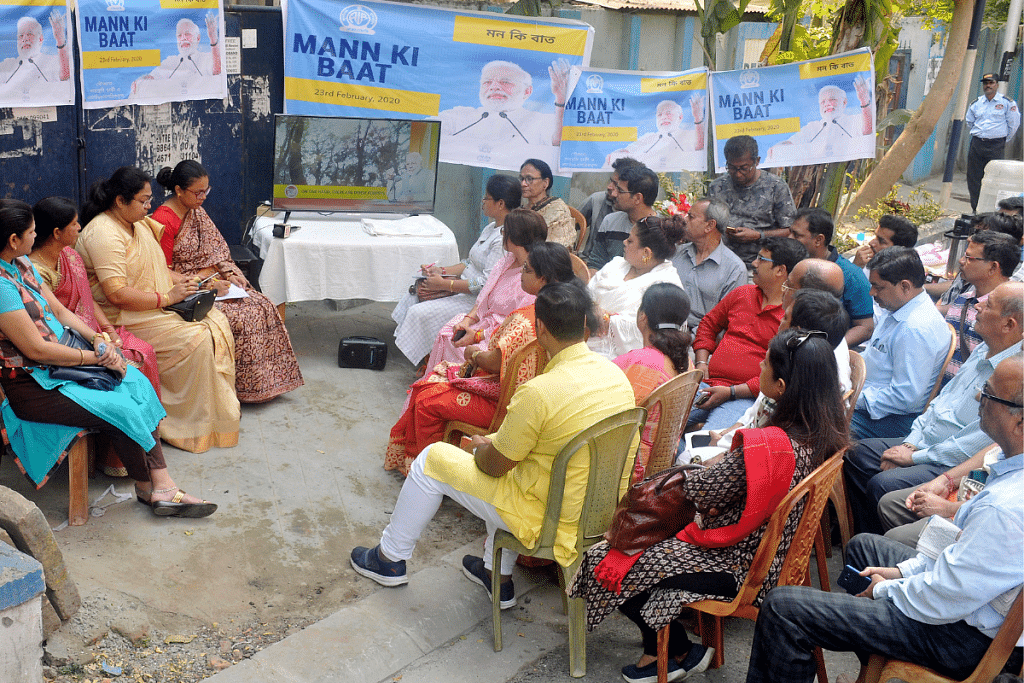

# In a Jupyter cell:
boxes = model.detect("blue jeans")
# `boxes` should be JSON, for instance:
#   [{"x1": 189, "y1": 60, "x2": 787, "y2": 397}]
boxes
[{"x1": 686, "y1": 382, "x2": 756, "y2": 431}]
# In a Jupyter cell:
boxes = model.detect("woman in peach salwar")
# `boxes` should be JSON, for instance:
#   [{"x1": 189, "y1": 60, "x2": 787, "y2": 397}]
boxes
[
  {"x1": 153, "y1": 160, "x2": 302, "y2": 403},
  {"x1": 76, "y1": 166, "x2": 239, "y2": 453}
]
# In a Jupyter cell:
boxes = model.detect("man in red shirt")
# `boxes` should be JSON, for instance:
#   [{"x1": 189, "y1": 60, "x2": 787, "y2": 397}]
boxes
[{"x1": 690, "y1": 236, "x2": 807, "y2": 430}]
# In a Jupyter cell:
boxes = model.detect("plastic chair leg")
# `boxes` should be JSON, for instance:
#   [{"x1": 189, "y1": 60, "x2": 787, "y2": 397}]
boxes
[
  {"x1": 567, "y1": 595, "x2": 587, "y2": 677},
  {"x1": 697, "y1": 611, "x2": 725, "y2": 669},
  {"x1": 492, "y1": 546, "x2": 504, "y2": 652}
]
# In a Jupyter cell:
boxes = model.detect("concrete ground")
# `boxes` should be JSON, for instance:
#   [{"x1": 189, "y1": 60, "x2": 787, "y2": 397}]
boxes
[{"x1": 0, "y1": 170, "x2": 979, "y2": 682}]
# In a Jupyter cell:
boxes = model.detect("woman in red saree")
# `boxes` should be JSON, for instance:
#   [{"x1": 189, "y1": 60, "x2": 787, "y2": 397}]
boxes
[
  {"x1": 153, "y1": 161, "x2": 303, "y2": 403},
  {"x1": 29, "y1": 197, "x2": 163, "y2": 476},
  {"x1": 385, "y1": 242, "x2": 582, "y2": 476}
]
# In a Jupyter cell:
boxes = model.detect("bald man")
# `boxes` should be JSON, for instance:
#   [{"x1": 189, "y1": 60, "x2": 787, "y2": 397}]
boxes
[
  {"x1": 784, "y1": 258, "x2": 844, "y2": 307},
  {"x1": 131, "y1": 15, "x2": 222, "y2": 98}
]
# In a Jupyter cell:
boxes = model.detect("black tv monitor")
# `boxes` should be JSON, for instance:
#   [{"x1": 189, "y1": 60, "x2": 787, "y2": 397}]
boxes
[{"x1": 271, "y1": 114, "x2": 440, "y2": 214}]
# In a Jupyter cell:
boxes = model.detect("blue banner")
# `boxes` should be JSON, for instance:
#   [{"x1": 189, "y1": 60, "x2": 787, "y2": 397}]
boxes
[
  {"x1": 0, "y1": 0, "x2": 73, "y2": 108},
  {"x1": 76, "y1": 0, "x2": 227, "y2": 109},
  {"x1": 558, "y1": 66, "x2": 708, "y2": 173},
  {"x1": 710, "y1": 48, "x2": 875, "y2": 171},
  {"x1": 283, "y1": 0, "x2": 593, "y2": 172}
]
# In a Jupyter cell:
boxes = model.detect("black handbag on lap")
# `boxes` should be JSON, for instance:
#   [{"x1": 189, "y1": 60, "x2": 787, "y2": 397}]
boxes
[
  {"x1": 165, "y1": 289, "x2": 215, "y2": 322},
  {"x1": 48, "y1": 327, "x2": 123, "y2": 391}
]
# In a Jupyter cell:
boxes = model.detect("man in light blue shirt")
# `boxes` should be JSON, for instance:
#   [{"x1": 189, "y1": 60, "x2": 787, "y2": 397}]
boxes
[
  {"x1": 845, "y1": 281, "x2": 1023, "y2": 533},
  {"x1": 745, "y1": 354, "x2": 1023, "y2": 683},
  {"x1": 851, "y1": 247, "x2": 951, "y2": 440}
]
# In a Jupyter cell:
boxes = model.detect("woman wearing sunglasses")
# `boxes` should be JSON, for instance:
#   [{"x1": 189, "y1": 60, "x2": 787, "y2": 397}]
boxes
[
  {"x1": 152, "y1": 160, "x2": 303, "y2": 404},
  {"x1": 569, "y1": 327, "x2": 848, "y2": 683}
]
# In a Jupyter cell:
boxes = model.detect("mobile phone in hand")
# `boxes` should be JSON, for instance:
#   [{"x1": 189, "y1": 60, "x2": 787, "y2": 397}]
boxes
[
  {"x1": 837, "y1": 565, "x2": 871, "y2": 595},
  {"x1": 452, "y1": 329, "x2": 467, "y2": 342},
  {"x1": 694, "y1": 391, "x2": 710, "y2": 407}
]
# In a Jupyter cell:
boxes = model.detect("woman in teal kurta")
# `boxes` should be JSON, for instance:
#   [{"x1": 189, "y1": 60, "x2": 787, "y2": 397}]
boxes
[{"x1": 0, "y1": 198, "x2": 216, "y2": 517}]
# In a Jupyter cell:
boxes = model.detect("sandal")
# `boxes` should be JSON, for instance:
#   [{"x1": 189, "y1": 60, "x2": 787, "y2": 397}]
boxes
[{"x1": 138, "y1": 487, "x2": 217, "y2": 518}]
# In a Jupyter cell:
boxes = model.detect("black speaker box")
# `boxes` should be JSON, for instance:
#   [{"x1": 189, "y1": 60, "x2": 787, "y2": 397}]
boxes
[{"x1": 338, "y1": 336, "x2": 388, "y2": 370}]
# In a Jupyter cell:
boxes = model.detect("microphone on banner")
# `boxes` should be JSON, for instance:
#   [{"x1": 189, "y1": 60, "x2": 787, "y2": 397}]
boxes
[
  {"x1": 452, "y1": 112, "x2": 489, "y2": 136},
  {"x1": 27, "y1": 58, "x2": 49, "y2": 82},
  {"x1": 644, "y1": 134, "x2": 662, "y2": 153},
  {"x1": 498, "y1": 111, "x2": 530, "y2": 144},
  {"x1": 168, "y1": 56, "x2": 186, "y2": 78}
]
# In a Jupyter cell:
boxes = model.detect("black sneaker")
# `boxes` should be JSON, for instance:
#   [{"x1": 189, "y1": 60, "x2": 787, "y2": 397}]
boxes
[
  {"x1": 461, "y1": 555, "x2": 516, "y2": 609},
  {"x1": 621, "y1": 658, "x2": 683, "y2": 683},
  {"x1": 350, "y1": 545, "x2": 408, "y2": 587}
]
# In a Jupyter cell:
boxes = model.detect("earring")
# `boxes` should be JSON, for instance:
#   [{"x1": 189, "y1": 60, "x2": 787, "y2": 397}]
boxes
[{"x1": 642, "y1": 254, "x2": 651, "y2": 264}]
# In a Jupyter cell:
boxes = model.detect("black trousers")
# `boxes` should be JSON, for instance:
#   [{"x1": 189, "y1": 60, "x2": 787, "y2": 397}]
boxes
[
  {"x1": 1, "y1": 368, "x2": 164, "y2": 481},
  {"x1": 618, "y1": 571, "x2": 738, "y2": 658},
  {"x1": 967, "y1": 136, "x2": 1006, "y2": 211}
]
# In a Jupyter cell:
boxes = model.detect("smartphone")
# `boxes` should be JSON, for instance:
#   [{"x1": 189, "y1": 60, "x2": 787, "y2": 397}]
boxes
[
  {"x1": 452, "y1": 329, "x2": 467, "y2": 342},
  {"x1": 837, "y1": 565, "x2": 871, "y2": 595},
  {"x1": 726, "y1": 226, "x2": 739, "y2": 234},
  {"x1": 694, "y1": 391, "x2": 710, "y2": 407},
  {"x1": 688, "y1": 433, "x2": 713, "y2": 448}
]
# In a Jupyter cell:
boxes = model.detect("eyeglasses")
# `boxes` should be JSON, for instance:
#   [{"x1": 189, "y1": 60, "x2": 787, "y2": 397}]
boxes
[
  {"x1": 960, "y1": 254, "x2": 990, "y2": 264},
  {"x1": 753, "y1": 253, "x2": 774, "y2": 264},
  {"x1": 187, "y1": 187, "x2": 211, "y2": 200},
  {"x1": 781, "y1": 281, "x2": 796, "y2": 292},
  {"x1": 979, "y1": 382, "x2": 1023, "y2": 409},
  {"x1": 786, "y1": 330, "x2": 827, "y2": 357},
  {"x1": 519, "y1": 175, "x2": 542, "y2": 184},
  {"x1": 726, "y1": 162, "x2": 756, "y2": 173},
  {"x1": 134, "y1": 195, "x2": 153, "y2": 207}
]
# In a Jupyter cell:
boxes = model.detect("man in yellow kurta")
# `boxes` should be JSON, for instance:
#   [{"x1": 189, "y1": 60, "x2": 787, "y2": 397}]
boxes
[{"x1": 352, "y1": 282, "x2": 636, "y2": 608}]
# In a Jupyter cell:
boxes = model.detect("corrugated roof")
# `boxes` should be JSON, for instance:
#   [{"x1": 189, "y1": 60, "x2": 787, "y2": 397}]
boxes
[{"x1": 567, "y1": 0, "x2": 771, "y2": 14}]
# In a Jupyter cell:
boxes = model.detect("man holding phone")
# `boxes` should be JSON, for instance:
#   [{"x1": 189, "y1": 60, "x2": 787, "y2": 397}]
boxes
[
  {"x1": 707, "y1": 135, "x2": 797, "y2": 266},
  {"x1": 744, "y1": 353, "x2": 1023, "y2": 683}
]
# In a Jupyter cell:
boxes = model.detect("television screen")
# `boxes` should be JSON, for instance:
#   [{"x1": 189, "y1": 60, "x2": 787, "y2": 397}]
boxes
[{"x1": 271, "y1": 114, "x2": 440, "y2": 214}]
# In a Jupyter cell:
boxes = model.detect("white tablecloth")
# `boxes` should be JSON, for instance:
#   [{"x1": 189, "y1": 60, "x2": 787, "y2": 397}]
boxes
[{"x1": 253, "y1": 213, "x2": 459, "y2": 305}]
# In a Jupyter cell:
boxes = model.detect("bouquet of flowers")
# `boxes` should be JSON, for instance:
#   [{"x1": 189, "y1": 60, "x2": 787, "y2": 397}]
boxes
[{"x1": 655, "y1": 189, "x2": 691, "y2": 218}]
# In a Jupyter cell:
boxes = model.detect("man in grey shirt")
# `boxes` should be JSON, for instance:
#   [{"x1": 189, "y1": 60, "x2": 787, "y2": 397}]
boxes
[
  {"x1": 576, "y1": 157, "x2": 641, "y2": 259},
  {"x1": 584, "y1": 164, "x2": 658, "y2": 272},
  {"x1": 670, "y1": 198, "x2": 746, "y2": 329},
  {"x1": 708, "y1": 135, "x2": 797, "y2": 265}
]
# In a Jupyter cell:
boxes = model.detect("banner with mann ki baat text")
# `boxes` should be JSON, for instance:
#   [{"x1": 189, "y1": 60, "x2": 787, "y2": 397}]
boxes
[
  {"x1": 710, "y1": 48, "x2": 876, "y2": 172},
  {"x1": 0, "y1": 0, "x2": 74, "y2": 108},
  {"x1": 283, "y1": 0, "x2": 593, "y2": 173},
  {"x1": 558, "y1": 66, "x2": 708, "y2": 173},
  {"x1": 76, "y1": 0, "x2": 227, "y2": 109}
]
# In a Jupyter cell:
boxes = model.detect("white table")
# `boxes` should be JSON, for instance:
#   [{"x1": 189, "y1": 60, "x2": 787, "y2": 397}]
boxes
[{"x1": 252, "y1": 212, "x2": 460, "y2": 306}]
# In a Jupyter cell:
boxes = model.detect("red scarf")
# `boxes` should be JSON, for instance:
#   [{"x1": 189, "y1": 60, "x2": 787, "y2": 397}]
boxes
[{"x1": 594, "y1": 427, "x2": 796, "y2": 593}]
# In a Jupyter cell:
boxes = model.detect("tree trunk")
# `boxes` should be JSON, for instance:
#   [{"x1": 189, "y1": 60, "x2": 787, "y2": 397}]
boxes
[{"x1": 844, "y1": 0, "x2": 974, "y2": 216}]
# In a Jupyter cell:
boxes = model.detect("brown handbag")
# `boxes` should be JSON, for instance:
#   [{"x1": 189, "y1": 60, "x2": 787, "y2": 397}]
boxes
[{"x1": 603, "y1": 464, "x2": 700, "y2": 556}]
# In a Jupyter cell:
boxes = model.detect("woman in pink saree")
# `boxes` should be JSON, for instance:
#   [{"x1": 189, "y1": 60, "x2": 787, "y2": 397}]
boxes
[
  {"x1": 153, "y1": 160, "x2": 302, "y2": 403},
  {"x1": 421, "y1": 208, "x2": 548, "y2": 372}
]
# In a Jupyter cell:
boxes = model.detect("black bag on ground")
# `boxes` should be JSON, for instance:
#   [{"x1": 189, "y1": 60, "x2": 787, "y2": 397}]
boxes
[{"x1": 338, "y1": 336, "x2": 388, "y2": 370}]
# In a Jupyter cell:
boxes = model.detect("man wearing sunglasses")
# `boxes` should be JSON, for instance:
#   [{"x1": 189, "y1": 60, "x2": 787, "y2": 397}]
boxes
[
  {"x1": 965, "y1": 73, "x2": 1019, "y2": 212},
  {"x1": 846, "y1": 281, "x2": 1023, "y2": 535},
  {"x1": 746, "y1": 353, "x2": 1023, "y2": 683}
]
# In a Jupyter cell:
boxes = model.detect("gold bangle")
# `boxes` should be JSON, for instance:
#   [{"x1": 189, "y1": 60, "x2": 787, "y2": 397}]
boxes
[
  {"x1": 79, "y1": 349, "x2": 85, "y2": 365},
  {"x1": 449, "y1": 280, "x2": 454, "y2": 292}
]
